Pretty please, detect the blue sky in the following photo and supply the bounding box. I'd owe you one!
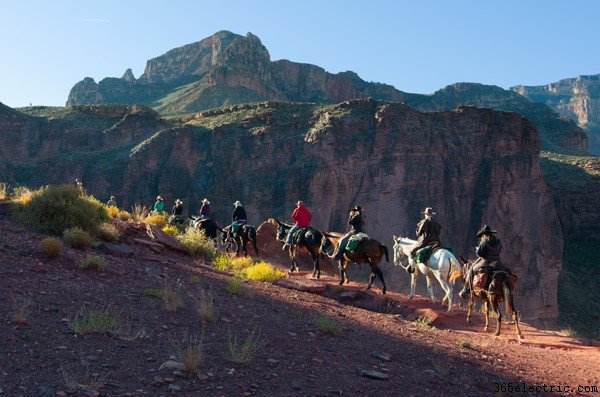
[1,0,599,108]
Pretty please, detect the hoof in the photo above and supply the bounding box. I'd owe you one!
[338,281,344,285]
[518,334,524,340]
[494,332,500,336]
[484,327,489,332]
[381,290,386,295]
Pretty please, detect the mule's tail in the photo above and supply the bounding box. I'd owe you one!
[448,257,462,282]
[380,244,389,262]
[503,277,514,318]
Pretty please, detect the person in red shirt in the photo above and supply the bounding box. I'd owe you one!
[283,201,311,250]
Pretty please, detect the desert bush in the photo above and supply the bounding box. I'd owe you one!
[143,213,168,228]
[79,255,106,271]
[13,185,33,205]
[414,314,433,328]
[64,227,92,249]
[97,221,122,242]
[107,205,120,218]
[195,287,214,322]
[39,237,63,258]
[12,297,32,325]
[228,256,255,277]
[162,224,179,236]
[213,254,231,272]
[117,210,131,221]
[225,327,265,364]
[171,332,204,373]
[225,277,246,295]
[131,203,149,223]
[175,227,216,257]
[244,261,284,283]
[313,316,341,335]
[162,283,184,311]
[0,182,8,200]
[69,305,120,334]
[14,184,108,235]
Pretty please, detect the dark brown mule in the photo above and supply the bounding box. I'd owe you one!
[275,219,323,277]
[320,231,388,294]
[190,217,223,243]
[459,257,523,339]
[220,223,259,257]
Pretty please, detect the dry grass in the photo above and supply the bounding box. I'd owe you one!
[161,282,184,311]
[0,182,8,200]
[225,326,265,364]
[63,227,92,249]
[97,221,122,242]
[313,316,342,335]
[117,210,131,221]
[131,203,149,223]
[12,297,32,325]
[39,237,63,258]
[195,287,214,322]
[69,305,121,334]
[170,332,204,373]
[13,186,33,205]
[61,365,109,393]
[79,255,106,271]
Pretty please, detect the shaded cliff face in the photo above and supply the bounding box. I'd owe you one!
[0,100,562,325]
[404,83,588,154]
[66,31,404,115]
[513,75,600,155]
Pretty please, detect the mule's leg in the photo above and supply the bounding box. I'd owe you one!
[437,279,453,312]
[513,309,523,339]
[483,299,489,332]
[409,272,417,299]
[490,297,502,336]
[466,293,474,324]
[374,267,386,294]
[338,260,345,285]
[425,275,437,304]
[366,269,375,290]
[311,251,320,278]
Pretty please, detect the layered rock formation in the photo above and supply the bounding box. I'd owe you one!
[67,31,404,115]
[404,83,588,154]
[512,75,600,155]
[1,100,562,326]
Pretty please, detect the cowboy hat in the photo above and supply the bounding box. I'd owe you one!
[234,201,242,207]
[422,207,436,216]
[296,200,303,206]
[156,195,163,201]
[352,205,362,211]
[110,195,115,200]
[202,198,210,204]
[175,199,183,205]
[476,224,497,237]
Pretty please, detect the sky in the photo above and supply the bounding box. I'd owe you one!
[1,0,600,108]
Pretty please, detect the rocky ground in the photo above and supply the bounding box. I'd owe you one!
[0,210,599,397]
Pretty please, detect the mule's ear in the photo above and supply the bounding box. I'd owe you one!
[393,235,398,242]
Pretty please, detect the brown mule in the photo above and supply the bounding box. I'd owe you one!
[275,219,323,278]
[320,231,388,294]
[220,223,259,257]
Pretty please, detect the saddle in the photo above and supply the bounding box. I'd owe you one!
[291,227,312,245]
[346,232,369,251]
[232,221,247,234]
[414,243,444,264]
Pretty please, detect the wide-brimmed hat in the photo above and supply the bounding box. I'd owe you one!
[202,198,210,205]
[352,205,362,212]
[234,201,242,207]
[297,200,303,206]
[422,207,436,216]
[156,196,163,201]
[175,199,183,205]
[110,196,115,200]
[477,224,497,237]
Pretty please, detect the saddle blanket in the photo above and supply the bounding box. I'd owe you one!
[414,244,453,264]
[346,233,369,251]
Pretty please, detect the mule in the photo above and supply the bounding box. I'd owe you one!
[459,258,523,338]
[392,235,462,312]
[321,232,388,294]
[275,220,323,277]
[220,223,259,257]
[189,217,223,243]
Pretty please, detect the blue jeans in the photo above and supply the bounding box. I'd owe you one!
[335,233,352,259]
[285,225,301,245]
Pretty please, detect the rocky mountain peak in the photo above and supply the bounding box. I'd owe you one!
[122,68,136,82]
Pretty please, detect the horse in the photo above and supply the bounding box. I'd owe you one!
[320,231,389,294]
[459,258,523,338]
[189,216,223,243]
[220,223,259,257]
[392,235,462,312]
[275,219,323,277]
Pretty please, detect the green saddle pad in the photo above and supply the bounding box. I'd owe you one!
[415,245,434,264]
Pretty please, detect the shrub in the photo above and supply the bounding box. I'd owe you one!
[143,288,162,298]
[117,210,131,221]
[12,297,32,325]
[225,327,265,363]
[131,204,149,223]
[162,224,179,236]
[196,288,214,322]
[97,222,122,242]
[13,185,33,205]
[69,305,120,334]
[313,316,341,335]
[171,332,204,373]
[225,277,246,295]
[79,255,105,271]
[64,227,92,249]
[0,182,8,200]
[107,205,120,218]
[228,257,255,277]
[162,283,184,311]
[414,315,433,328]
[143,213,168,228]
[175,227,216,258]
[244,261,284,283]
[39,237,63,258]
[14,185,108,235]
[213,254,231,272]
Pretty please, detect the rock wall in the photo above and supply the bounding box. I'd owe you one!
[0,100,562,326]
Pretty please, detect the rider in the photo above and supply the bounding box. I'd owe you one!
[410,207,442,260]
[170,199,184,224]
[227,201,247,241]
[192,198,211,228]
[106,195,117,208]
[282,200,311,250]
[152,196,164,214]
[330,205,365,260]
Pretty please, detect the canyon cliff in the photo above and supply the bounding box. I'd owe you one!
[67,31,404,115]
[0,100,562,326]
[513,74,600,156]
